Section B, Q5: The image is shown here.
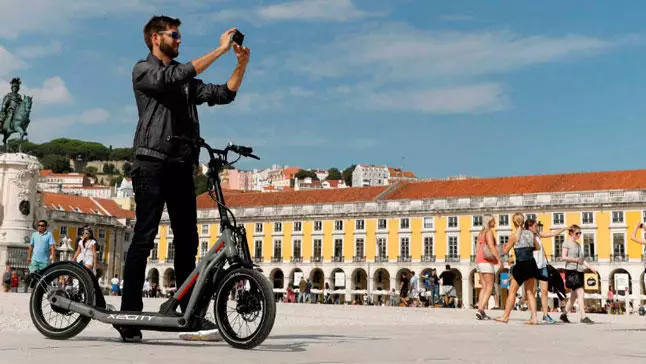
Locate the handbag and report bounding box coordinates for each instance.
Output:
[565,270,582,289]
[479,233,496,260]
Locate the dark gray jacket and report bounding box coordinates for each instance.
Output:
[131,53,237,164]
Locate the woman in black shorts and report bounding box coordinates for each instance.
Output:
[560,225,597,324]
[496,214,541,324]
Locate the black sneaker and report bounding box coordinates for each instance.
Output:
[476,311,484,320]
[580,317,594,324]
[199,318,218,330]
[115,326,142,343]
[560,313,570,323]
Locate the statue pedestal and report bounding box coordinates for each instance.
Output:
[0,153,41,269]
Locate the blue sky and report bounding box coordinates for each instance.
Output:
[1,0,645,179]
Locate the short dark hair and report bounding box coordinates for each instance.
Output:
[38,220,47,227]
[143,15,181,51]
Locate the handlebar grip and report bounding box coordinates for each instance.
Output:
[248,153,260,160]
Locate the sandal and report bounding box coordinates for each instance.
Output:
[494,317,508,324]
[524,320,538,325]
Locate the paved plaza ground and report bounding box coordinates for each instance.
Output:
[1,293,645,363]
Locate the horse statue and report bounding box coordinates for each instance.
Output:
[1,94,32,152]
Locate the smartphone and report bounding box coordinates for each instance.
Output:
[232,30,245,46]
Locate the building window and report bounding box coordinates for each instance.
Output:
[294,221,302,232]
[378,219,387,230]
[150,242,158,261]
[554,235,564,257]
[355,219,365,230]
[499,236,509,252]
[293,239,302,258]
[377,238,387,259]
[313,239,322,259]
[200,240,208,257]
[612,211,624,224]
[355,238,364,257]
[498,215,509,226]
[335,220,343,231]
[273,240,282,259]
[314,221,322,231]
[201,224,209,235]
[274,222,282,232]
[98,229,105,239]
[553,213,564,225]
[254,240,262,258]
[448,216,458,228]
[582,212,594,225]
[400,237,410,257]
[60,226,68,236]
[447,236,458,257]
[423,237,433,256]
[400,218,410,230]
[334,239,343,258]
[526,213,537,221]
[167,241,175,262]
[473,216,483,227]
[423,217,434,229]
[255,223,263,233]
[613,233,625,257]
[583,234,595,258]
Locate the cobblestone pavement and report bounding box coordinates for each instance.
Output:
[1,293,645,363]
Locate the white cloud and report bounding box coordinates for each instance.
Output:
[0,46,27,76]
[276,25,639,114]
[258,0,376,22]
[205,0,380,25]
[0,76,73,105]
[80,108,110,124]
[288,27,635,82]
[0,0,209,38]
[15,41,62,59]
[440,14,473,22]
[27,108,111,142]
[24,77,73,105]
[363,83,509,114]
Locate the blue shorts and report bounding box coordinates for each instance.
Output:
[538,267,549,280]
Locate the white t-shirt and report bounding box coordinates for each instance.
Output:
[533,237,547,269]
[76,239,96,267]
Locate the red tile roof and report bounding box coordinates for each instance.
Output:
[42,192,135,219]
[384,169,646,200]
[197,185,389,209]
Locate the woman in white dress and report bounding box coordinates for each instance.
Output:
[72,227,97,272]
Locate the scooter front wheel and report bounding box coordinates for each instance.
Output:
[214,267,276,349]
[29,262,96,340]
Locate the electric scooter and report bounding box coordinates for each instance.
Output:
[28,137,276,349]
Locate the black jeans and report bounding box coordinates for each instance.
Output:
[120,157,198,312]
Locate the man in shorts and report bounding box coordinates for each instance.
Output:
[27,220,56,275]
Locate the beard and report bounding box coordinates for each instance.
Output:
[160,40,179,59]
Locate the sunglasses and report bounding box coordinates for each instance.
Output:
[37,224,45,227]
[159,30,181,40]
[574,232,582,236]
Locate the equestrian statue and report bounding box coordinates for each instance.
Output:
[0,77,33,152]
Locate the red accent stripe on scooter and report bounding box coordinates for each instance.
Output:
[177,273,199,301]
[215,242,224,252]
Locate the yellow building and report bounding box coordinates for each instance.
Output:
[146,169,646,308]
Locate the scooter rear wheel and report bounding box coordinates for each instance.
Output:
[29,263,96,340]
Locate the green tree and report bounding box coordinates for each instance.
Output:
[41,155,72,173]
[103,163,116,174]
[122,162,132,177]
[194,169,209,196]
[294,169,318,180]
[84,166,98,179]
[342,165,356,187]
[326,168,342,180]
[109,148,133,161]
